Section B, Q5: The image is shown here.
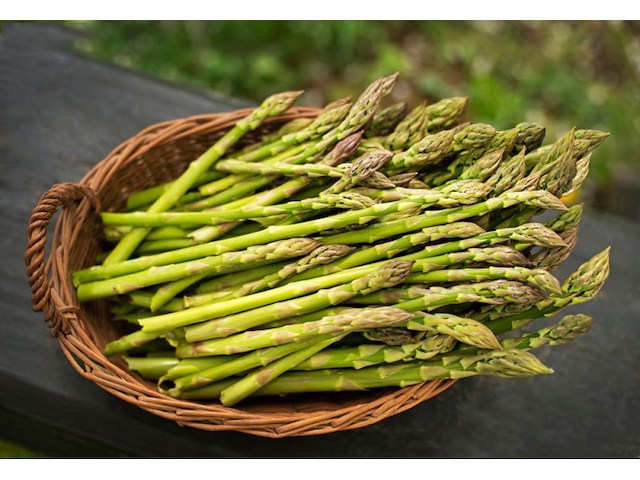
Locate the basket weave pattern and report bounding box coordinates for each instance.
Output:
[24,107,455,437]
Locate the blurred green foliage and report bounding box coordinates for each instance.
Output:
[72,20,639,211]
[0,438,42,458]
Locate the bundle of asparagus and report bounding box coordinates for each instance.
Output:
[73,73,611,407]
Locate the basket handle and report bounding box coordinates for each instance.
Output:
[25,183,101,336]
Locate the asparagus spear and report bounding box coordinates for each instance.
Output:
[485,147,526,195]
[176,307,412,358]
[513,122,546,153]
[218,335,348,406]
[103,90,303,264]
[187,132,363,244]
[74,189,567,285]
[150,237,557,340]
[383,102,429,151]
[529,228,578,272]
[179,259,413,342]
[77,237,320,301]
[475,248,610,334]
[404,265,562,295]
[323,150,392,194]
[423,97,469,132]
[176,348,552,400]
[291,341,426,371]
[364,102,408,138]
[223,244,355,299]
[100,191,377,228]
[214,158,349,178]
[162,337,327,395]
[500,314,593,350]
[383,128,456,175]
[403,312,501,350]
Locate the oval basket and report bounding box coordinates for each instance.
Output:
[24,107,456,438]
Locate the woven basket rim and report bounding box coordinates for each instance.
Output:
[25,107,456,437]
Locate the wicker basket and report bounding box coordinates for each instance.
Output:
[24,107,456,437]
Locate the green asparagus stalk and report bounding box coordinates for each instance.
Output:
[392,280,547,313]
[176,348,552,400]
[404,265,562,295]
[323,150,392,194]
[176,306,412,358]
[161,337,325,394]
[475,248,610,334]
[123,356,180,380]
[500,314,593,350]
[450,123,498,154]
[157,227,560,339]
[100,191,377,228]
[404,312,501,350]
[125,291,184,312]
[423,97,469,132]
[187,132,363,244]
[364,102,408,138]
[388,172,419,187]
[383,128,456,175]
[457,148,505,182]
[383,102,429,151]
[103,90,303,264]
[214,158,348,178]
[195,261,290,293]
[513,122,546,153]
[354,179,493,206]
[179,259,413,342]
[562,153,591,198]
[357,171,398,189]
[77,237,319,301]
[291,341,425,371]
[224,244,355,299]
[74,189,566,286]
[485,147,526,195]
[529,227,578,272]
[218,334,348,406]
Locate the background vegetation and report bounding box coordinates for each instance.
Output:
[70,20,640,218]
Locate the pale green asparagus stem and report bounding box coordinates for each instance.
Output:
[77,238,319,301]
[176,348,552,400]
[74,189,566,285]
[219,334,348,406]
[103,91,303,264]
[187,132,363,244]
[161,337,324,395]
[176,307,412,358]
[178,260,413,342]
